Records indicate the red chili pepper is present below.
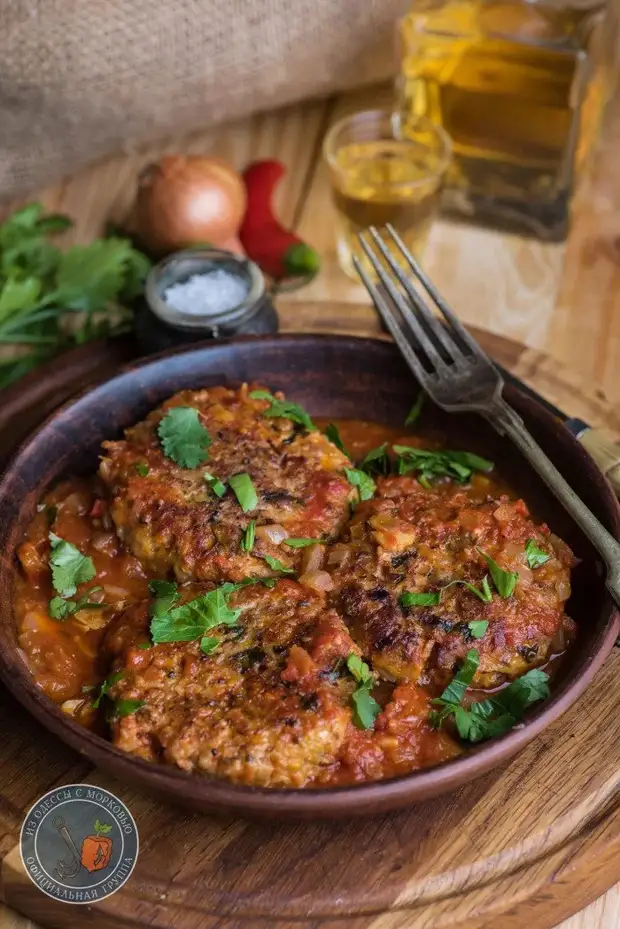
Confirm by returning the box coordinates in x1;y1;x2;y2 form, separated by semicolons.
239;160;320;281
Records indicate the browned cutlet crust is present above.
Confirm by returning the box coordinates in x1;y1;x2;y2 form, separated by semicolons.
99;384;353;583
104;580;358;787
328;475;576;689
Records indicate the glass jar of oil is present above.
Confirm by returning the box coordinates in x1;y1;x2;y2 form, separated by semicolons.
397;0;606;240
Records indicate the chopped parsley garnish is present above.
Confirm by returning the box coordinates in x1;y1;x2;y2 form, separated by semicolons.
346;654;381;730
135;462;150;477
148;579;180;618
525;539;551;569
111;699;146;719
405;392;425;427
283;537;324;548
478;549;518;598
150;582;242;652
204;471;227;498
241;520;256;552
92;670;124;709
48;533;96;597
452;576;493;603
249;389;316;432
228;472;258;512
263;555;295;574
49;587;103;620
345;467;376;505
430;649;549;742
400;591;441;607
157;406;211;468
360;443;390;476
392;446;494;486
324;423;348;456
468;619;489;639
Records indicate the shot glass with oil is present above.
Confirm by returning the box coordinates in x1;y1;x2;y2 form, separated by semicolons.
322;109;451;280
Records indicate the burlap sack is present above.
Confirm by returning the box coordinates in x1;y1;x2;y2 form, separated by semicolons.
0;0;408;201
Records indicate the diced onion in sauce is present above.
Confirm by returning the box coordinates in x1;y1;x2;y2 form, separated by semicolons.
255;524;288;545
300;543;324;574
298;570;334;592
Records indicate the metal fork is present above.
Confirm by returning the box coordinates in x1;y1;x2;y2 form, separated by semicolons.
353;224;620;607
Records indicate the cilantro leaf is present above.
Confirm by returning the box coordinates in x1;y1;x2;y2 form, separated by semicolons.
405;392;425;427
360;443;390;476
204;471;227;498
111;699;146;719
241;520;256;552
346;654;380;729
346;653;373;686
49;587;104;620
468;619;489;639
263;555;295;574
150;584;242;644
324;423;348;455
229;473;258;512
345;467;376;504
525;539;551;569
157;407;211;468
283;538;324;548
48;533;96;597
148;579;180;618
437;649;480;706
393;446;494;485
249;389;316;432
200;635;221;655
400;591;441;607
92;671;124;709
135;462;150;477
54;238;142;313
478;549;518;598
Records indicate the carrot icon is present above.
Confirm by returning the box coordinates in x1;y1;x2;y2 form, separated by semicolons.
80;819;113;872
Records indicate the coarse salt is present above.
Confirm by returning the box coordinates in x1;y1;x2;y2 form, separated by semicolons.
163;270;249;317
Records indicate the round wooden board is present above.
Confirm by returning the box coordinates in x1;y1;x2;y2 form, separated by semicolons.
2;303;620;929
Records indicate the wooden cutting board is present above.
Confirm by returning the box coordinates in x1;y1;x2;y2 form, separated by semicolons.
1;303;620;929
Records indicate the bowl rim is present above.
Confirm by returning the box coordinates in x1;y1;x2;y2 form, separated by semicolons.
1;332;619;818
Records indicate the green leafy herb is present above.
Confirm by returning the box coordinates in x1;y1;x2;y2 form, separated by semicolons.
451;576;493;603
263;555;295;574
345;467;376;504
148;579;180;618
400;591;441;607
404;392;425;427
92;670;124;709
283;537;324;548
477;549;518;598
135;462;150;477
242;520;256;553
200;635;221;654
393;445;494;486
111;699;146;719
150;584;242;644
430;650;549;742
324;423;348;455
468;620;489;639
157;407;211;468
249;389;316;432
94;820;113;835
49;587;103;620
360;443;390;476
204;471;227;498
228;472;258;512
137;642;152;650
48;533;96;597
525;539;551;569
346;654;381;730
0;203;150;389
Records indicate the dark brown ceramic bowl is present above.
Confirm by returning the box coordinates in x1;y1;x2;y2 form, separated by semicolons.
0;334;618;820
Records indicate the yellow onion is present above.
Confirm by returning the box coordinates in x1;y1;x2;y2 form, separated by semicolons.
136;155;247;255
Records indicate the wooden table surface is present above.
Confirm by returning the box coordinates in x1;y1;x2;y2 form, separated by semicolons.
2;37;620;929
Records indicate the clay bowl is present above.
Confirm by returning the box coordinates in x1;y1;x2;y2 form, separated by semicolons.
0;334;618;820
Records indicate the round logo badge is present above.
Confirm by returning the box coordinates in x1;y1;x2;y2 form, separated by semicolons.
20;784;139;904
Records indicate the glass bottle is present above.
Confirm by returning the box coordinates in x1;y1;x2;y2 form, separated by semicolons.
397;0;606;240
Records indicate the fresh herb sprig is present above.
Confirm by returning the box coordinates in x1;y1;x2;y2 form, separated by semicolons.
49;586;103;620
149;580;245;654
345;467;376;505
525;539;551;569
430;649;550;742
0;203;150;389
48;533;95;598
346;654;381;730
392;446;494;487
157;407;211;468
249;389;316;432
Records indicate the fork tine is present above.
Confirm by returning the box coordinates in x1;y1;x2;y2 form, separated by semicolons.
366;226;464;366
352;255;432;391
357;234;447;372
385;223;489;362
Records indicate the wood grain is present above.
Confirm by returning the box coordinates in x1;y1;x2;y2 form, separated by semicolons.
1;30;620;925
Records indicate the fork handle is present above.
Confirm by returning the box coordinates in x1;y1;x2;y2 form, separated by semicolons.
490;399;620;605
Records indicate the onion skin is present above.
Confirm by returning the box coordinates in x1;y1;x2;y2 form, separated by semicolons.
135;155;247;255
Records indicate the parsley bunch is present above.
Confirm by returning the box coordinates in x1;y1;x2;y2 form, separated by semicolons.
0;203;150;389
